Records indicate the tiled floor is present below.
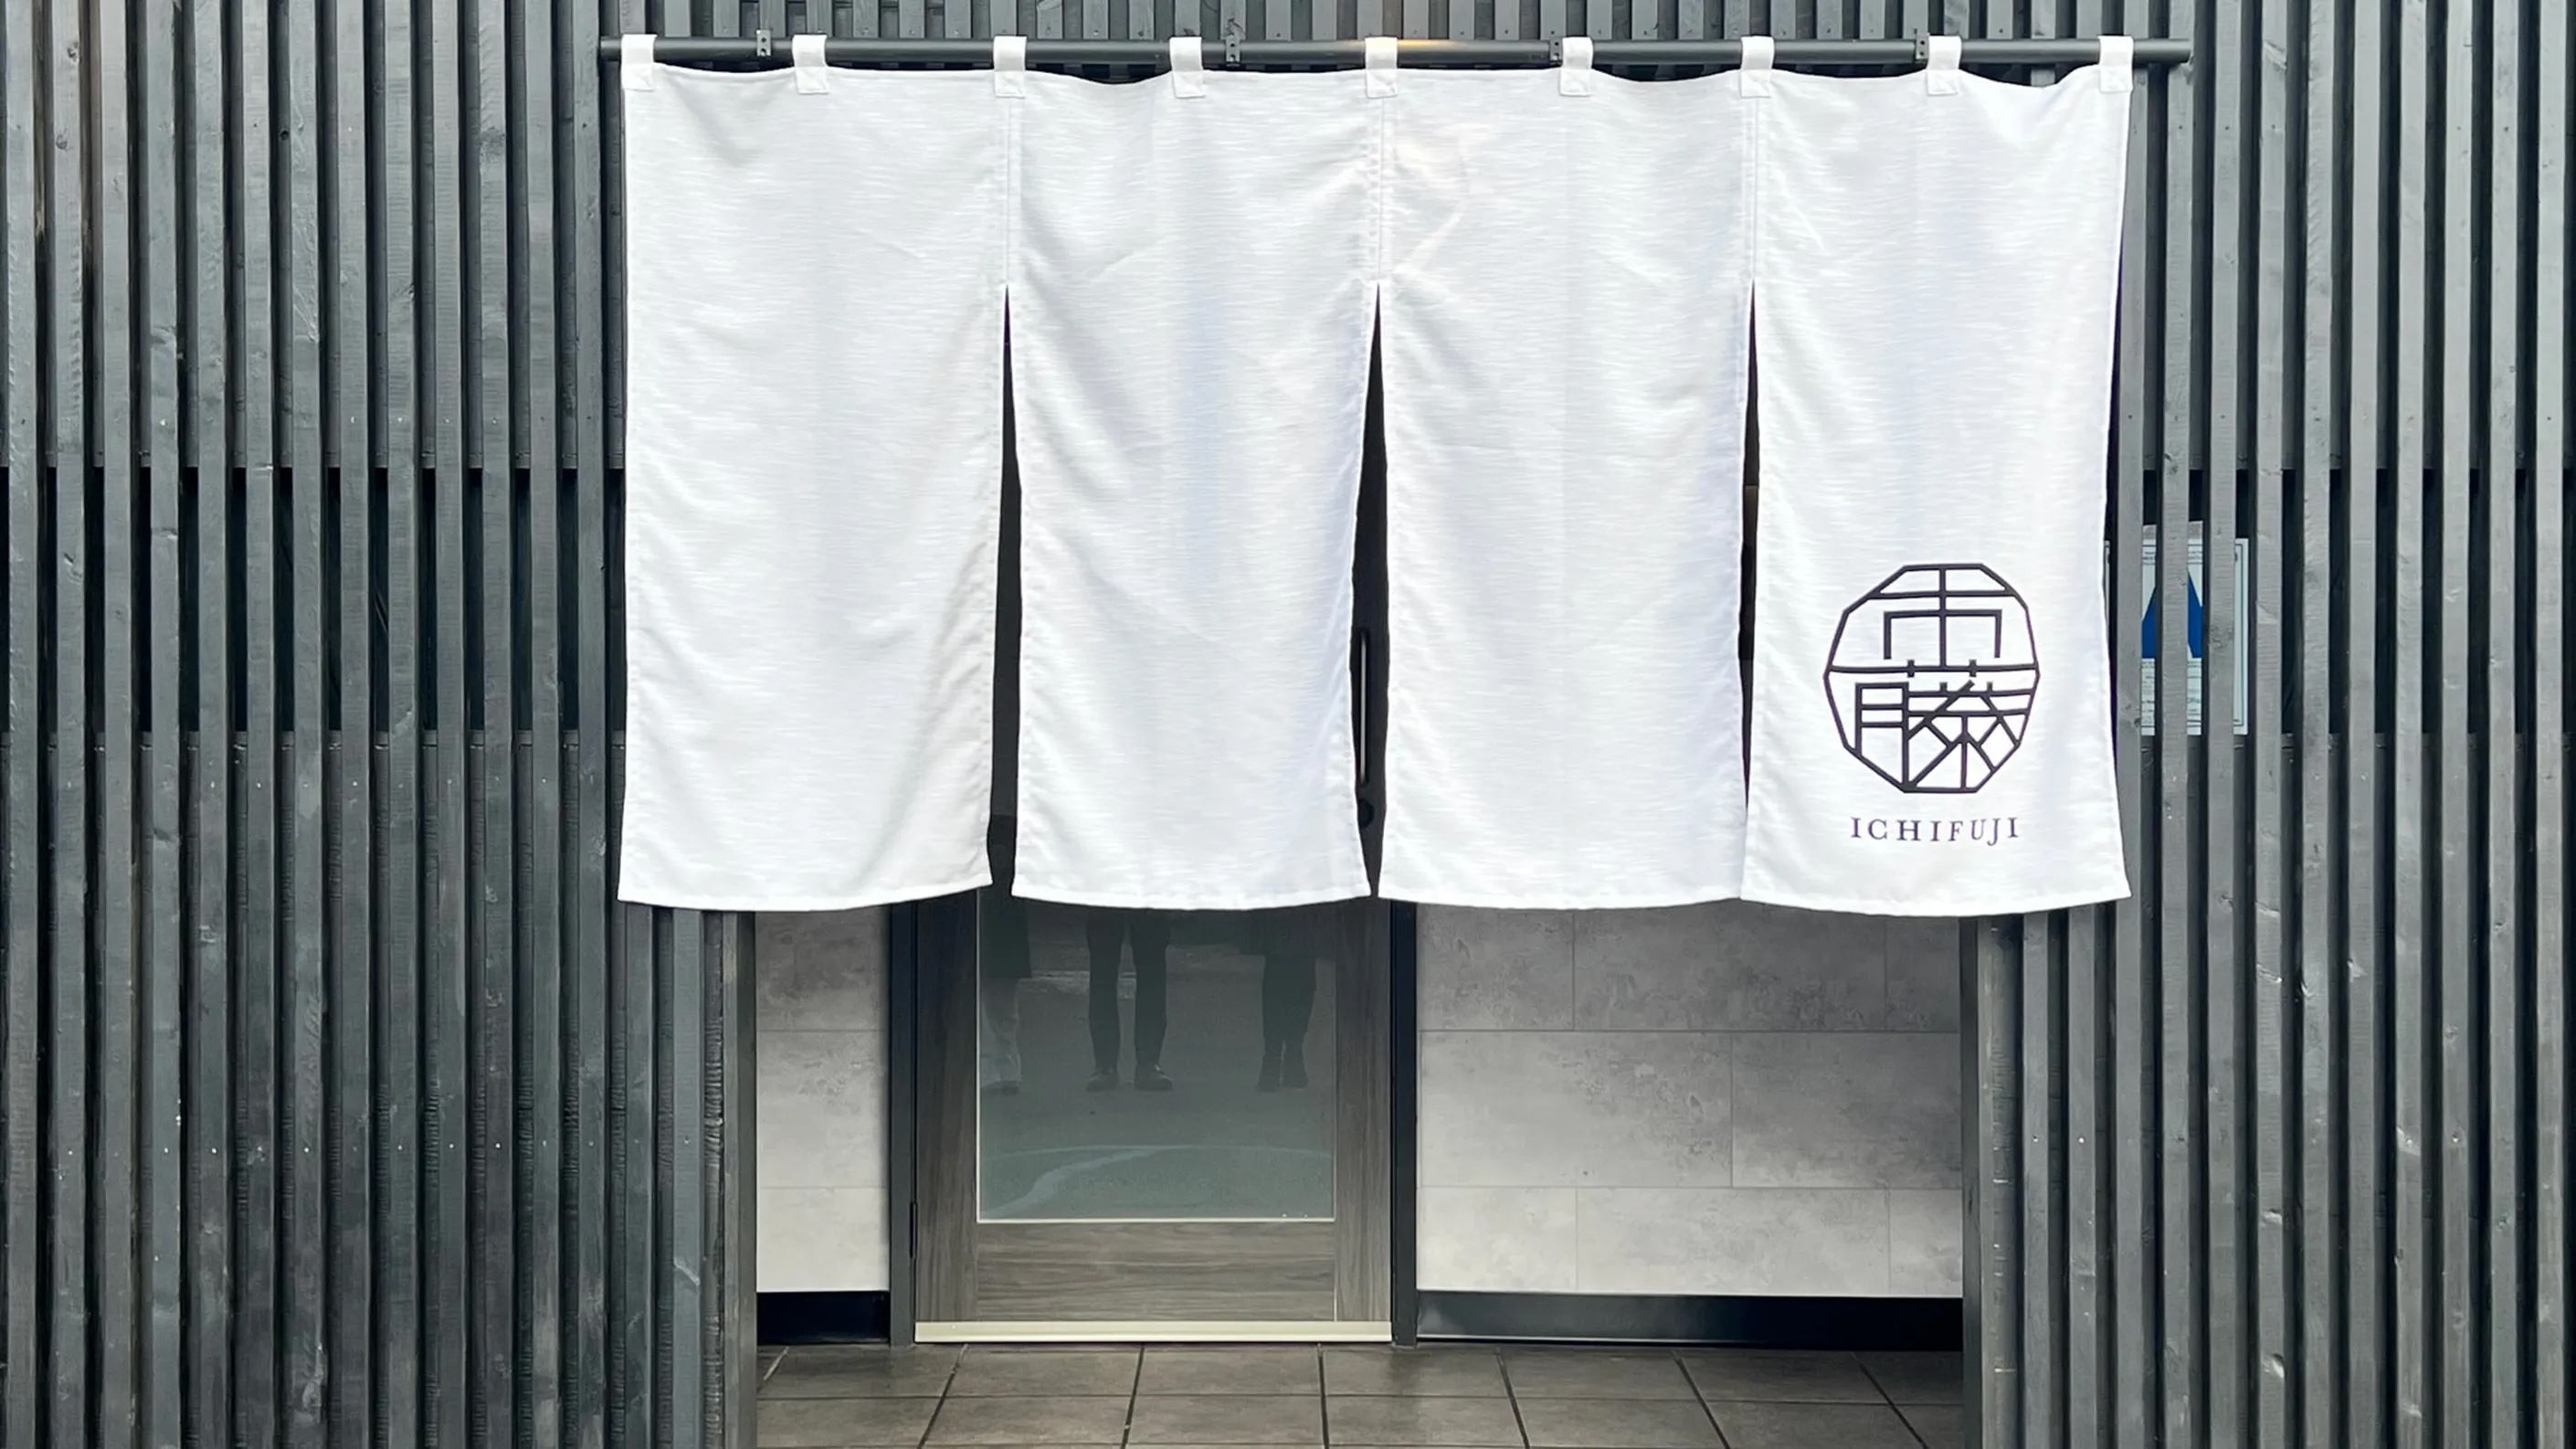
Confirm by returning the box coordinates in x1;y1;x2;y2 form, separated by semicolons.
756;1344;1963;1449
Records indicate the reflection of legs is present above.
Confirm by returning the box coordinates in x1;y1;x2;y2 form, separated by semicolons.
1129;914;1171;1075
1259;953;1318;1091
1083;913;1124;1084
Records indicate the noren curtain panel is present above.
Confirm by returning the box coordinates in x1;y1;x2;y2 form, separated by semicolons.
617;37;2138;917
1741;38;2135;915
617;37;1005;911
1377;49;1756;909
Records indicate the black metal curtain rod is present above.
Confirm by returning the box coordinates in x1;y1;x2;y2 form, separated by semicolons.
600;36;2191;69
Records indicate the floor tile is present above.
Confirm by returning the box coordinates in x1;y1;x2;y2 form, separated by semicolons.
1856;1352;1964;1407
759;1395;941;1447
949;1349;1141;1398
1323;1349;1508;1398
925;1396;1135;1446
1897;1403;1963;1449
1128;1394;1325;1445
1705;1401;1922;1449
1675;1350;1882;1404
766;1345;962;1399
1501;1351;1696;1401
1140;1347;1323;1395
1512;1400;1719;1449
1325;1394;1526;1446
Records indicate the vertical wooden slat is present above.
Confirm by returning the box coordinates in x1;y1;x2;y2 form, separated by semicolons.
280;0;334;1438
2016;33;2066;1421
2387;0;2432;1436
668;915;708;1443
604;5;654;1438
184;0;238;1438
44;1;92;1443
520;0;569;1439
468;0;523;1436
136;0;188;1440
2019;909;2062;1446
613;895;656;1444
2431;0;2479;1434
234;0;285;1433
427;0;476;1437
2153;0;2202;1433
2342;0;2388;1436
720;919;757;1449
379;0;429;1440
2530;0;2571;1433
2202;0;2249;1425
2295;0;2347;1440
2109;19;2153;1448
325;0;377;1438
2478;5;2525;1443
93;0;143;1436
2063;16;2108;1440
566;0;616;1444
1969;921;2019;1446
2256;0;2297;1433
0;0;40;1433
2248;0;2297;1442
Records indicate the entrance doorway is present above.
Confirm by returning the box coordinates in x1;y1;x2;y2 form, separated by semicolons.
903;355;1396;1341
907;882;1395;1339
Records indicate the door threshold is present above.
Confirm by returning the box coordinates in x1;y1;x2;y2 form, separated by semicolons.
915;1320;1394;1345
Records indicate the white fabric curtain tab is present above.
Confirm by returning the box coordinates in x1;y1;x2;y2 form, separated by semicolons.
618;58;1005;909
1741;62;2135;915
1378;69;1754;908
1007;70;1378;910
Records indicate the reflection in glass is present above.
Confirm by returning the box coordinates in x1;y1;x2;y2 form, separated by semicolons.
977;873;1345;1222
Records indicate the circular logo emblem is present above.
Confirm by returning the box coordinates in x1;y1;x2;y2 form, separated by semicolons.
1824;563;2039;795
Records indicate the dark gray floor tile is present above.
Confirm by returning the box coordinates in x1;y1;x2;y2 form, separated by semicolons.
1706;1402;1921;1449
1512;1400;1719;1449
1501;1351;1695;1401
925;1396;1135;1446
949;1349;1141;1398
1325;1394;1526;1446
1675;1350;1882;1404
759;1395;941;1447
766;1346;962;1399
1128;1394;1325;1445
1323;1349;1508;1398
1856;1353;1964;1407
1897;1404;1962;1449
1140;1347;1322;1395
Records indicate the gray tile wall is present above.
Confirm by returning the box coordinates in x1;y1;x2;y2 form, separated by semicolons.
757;909;891;1292
1417;906;1962;1297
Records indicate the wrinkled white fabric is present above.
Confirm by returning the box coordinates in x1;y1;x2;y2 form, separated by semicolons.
1378;68;1753;907
618;53;1004;909
1005;68;1378;909
1742;60;2134;915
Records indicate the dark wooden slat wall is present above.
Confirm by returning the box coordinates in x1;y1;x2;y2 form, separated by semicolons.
0;3;2568;1448
0;3;757;1447
1950;0;2576;1445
